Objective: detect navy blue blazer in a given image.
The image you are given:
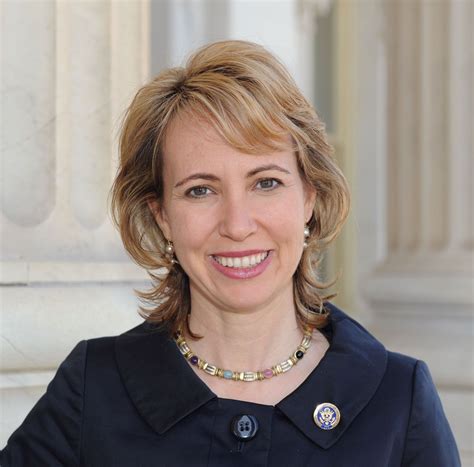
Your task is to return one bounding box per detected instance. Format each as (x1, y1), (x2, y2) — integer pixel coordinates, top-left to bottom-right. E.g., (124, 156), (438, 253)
(1, 304), (461, 466)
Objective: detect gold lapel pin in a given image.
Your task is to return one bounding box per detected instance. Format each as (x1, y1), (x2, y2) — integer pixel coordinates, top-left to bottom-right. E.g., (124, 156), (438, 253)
(313, 402), (341, 430)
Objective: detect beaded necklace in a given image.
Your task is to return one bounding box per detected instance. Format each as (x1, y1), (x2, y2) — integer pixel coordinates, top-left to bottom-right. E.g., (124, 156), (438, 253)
(173, 327), (314, 382)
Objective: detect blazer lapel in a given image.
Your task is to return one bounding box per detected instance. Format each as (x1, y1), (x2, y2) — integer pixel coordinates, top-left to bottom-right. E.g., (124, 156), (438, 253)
(277, 304), (388, 449)
(115, 322), (216, 435)
(115, 304), (387, 449)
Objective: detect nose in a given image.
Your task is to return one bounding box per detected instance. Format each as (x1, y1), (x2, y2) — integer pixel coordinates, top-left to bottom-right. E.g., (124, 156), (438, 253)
(218, 194), (258, 241)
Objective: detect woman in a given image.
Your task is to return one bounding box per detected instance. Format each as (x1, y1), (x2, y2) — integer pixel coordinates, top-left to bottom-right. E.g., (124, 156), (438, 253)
(1, 40), (460, 466)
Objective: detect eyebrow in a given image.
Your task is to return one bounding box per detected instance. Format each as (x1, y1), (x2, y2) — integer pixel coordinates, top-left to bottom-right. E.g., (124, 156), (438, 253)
(174, 164), (292, 188)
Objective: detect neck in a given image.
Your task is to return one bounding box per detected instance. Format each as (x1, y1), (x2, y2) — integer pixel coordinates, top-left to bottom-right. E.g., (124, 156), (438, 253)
(184, 284), (305, 372)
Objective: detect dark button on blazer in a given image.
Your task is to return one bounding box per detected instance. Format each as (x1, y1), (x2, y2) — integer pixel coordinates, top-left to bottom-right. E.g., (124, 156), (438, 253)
(0, 303), (461, 466)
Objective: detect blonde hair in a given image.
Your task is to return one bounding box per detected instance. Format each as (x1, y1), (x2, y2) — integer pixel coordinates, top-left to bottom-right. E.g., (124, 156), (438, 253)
(110, 40), (350, 339)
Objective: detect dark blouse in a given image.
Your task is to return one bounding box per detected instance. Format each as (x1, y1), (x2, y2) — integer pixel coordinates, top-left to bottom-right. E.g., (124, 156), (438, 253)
(0, 303), (461, 466)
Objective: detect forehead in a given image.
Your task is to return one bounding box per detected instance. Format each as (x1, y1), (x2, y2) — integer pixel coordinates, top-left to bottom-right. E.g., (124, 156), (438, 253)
(162, 113), (296, 173)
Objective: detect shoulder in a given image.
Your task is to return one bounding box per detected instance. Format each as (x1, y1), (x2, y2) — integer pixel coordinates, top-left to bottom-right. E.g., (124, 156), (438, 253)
(386, 350), (418, 384)
(71, 321), (166, 375)
(84, 320), (165, 354)
(323, 302), (460, 465)
(322, 302), (431, 399)
(0, 340), (89, 464)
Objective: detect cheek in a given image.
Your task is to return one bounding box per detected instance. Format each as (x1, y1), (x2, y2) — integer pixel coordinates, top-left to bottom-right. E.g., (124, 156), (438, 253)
(169, 205), (214, 253)
(261, 194), (306, 230)
(258, 206), (305, 258)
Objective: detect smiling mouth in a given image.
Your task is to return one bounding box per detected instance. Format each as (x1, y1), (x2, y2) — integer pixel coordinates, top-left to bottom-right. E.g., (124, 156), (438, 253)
(211, 251), (270, 268)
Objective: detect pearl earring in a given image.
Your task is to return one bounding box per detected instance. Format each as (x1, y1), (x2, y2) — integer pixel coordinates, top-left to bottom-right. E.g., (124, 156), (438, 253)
(303, 224), (310, 249)
(165, 240), (179, 264)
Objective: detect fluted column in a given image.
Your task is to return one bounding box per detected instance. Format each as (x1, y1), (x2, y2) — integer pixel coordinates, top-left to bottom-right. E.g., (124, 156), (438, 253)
(0, 0), (149, 445)
(355, 1), (473, 464)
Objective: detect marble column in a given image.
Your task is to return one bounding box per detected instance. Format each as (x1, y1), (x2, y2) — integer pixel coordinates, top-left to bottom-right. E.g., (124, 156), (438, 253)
(354, 1), (473, 464)
(0, 0), (149, 445)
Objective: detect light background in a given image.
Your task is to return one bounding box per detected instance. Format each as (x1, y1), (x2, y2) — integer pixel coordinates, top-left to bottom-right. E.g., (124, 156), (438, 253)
(1, 0), (473, 463)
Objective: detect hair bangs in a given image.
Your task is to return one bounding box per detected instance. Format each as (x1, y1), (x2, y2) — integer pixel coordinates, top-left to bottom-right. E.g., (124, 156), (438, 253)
(176, 74), (295, 155)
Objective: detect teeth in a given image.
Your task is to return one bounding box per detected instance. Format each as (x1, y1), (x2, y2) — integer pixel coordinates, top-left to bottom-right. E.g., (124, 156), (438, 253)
(213, 251), (269, 268)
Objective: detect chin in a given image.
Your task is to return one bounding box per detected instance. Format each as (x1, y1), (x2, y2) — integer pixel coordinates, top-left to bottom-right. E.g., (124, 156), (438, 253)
(222, 298), (271, 314)
(216, 285), (277, 312)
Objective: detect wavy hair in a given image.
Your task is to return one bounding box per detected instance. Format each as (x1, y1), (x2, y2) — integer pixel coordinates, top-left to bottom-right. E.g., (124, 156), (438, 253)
(110, 40), (350, 339)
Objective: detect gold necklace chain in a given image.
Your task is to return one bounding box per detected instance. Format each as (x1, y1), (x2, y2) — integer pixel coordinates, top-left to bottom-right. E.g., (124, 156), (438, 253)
(173, 328), (314, 382)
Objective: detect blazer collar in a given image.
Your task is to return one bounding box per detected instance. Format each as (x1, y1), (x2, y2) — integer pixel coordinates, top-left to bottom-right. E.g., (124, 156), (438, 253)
(115, 303), (387, 449)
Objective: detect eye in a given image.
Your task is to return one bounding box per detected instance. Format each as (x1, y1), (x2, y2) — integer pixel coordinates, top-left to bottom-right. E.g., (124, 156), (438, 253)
(256, 178), (282, 191)
(185, 186), (213, 198)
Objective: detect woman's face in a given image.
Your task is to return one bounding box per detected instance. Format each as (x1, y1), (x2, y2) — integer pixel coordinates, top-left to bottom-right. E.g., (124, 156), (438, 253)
(151, 114), (316, 314)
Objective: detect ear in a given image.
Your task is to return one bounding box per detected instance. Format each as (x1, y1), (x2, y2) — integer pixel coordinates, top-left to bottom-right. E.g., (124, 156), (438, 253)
(147, 198), (172, 240)
(303, 184), (317, 224)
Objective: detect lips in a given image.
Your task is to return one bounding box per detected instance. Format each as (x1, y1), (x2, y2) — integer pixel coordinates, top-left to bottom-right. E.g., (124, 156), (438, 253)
(210, 249), (269, 258)
(212, 251), (269, 268)
(209, 250), (273, 279)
